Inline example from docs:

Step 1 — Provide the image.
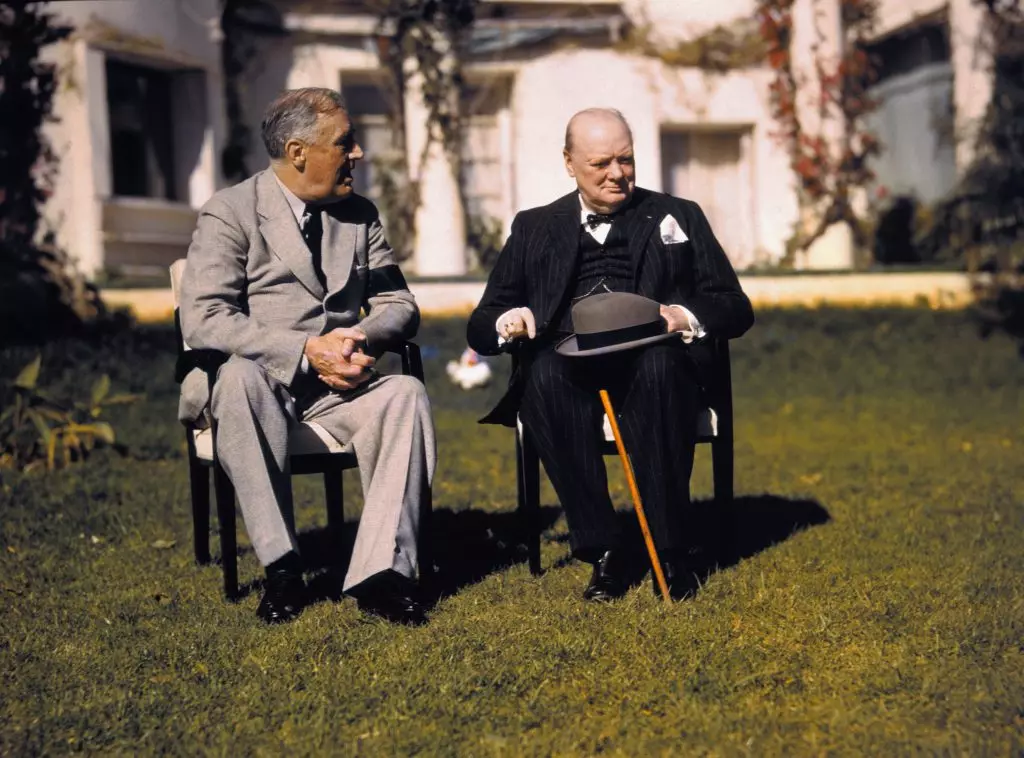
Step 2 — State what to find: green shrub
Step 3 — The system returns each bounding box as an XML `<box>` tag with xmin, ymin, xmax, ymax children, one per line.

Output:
<box><xmin>0</xmin><ymin>355</ymin><xmax>139</xmax><ymax>472</ymax></box>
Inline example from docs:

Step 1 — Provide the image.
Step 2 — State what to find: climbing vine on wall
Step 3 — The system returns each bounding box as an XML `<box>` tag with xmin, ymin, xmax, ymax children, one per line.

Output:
<box><xmin>619</xmin><ymin>17</ymin><xmax>768</xmax><ymax>73</ymax></box>
<box><xmin>756</xmin><ymin>0</ymin><xmax>881</xmax><ymax>257</ymax></box>
<box><xmin>219</xmin><ymin>0</ymin><xmax>286</xmax><ymax>184</ymax></box>
<box><xmin>357</xmin><ymin>0</ymin><xmax>477</xmax><ymax>261</ymax></box>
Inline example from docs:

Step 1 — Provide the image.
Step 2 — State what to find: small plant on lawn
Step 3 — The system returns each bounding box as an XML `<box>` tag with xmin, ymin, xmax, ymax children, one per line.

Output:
<box><xmin>0</xmin><ymin>355</ymin><xmax>139</xmax><ymax>472</ymax></box>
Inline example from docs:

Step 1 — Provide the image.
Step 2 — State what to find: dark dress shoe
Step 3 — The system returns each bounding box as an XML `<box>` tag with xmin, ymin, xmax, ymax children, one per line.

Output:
<box><xmin>348</xmin><ymin>570</ymin><xmax>426</xmax><ymax>626</ymax></box>
<box><xmin>654</xmin><ymin>557</ymin><xmax>700</xmax><ymax>601</ymax></box>
<box><xmin>583</xmin><ymin>549</ymin><xmax>630</xmax><ymax>602</ymax></box>
<box><xmin>257</xmin><ymin>569</ymin><xmax>306</xmax><ymax>624</ymax></box>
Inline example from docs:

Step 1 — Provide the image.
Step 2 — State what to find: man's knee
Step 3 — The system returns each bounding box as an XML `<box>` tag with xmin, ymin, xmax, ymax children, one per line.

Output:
<box><xmin>632</xmin><ymin>344</ymin><xmax>690</xmax><ymax>385</ymax></box>
<box><xmin>212</xmin><ymin>358</ymin><xmax>273</xmax><ymax>407</ymax></box>
<box><xmin>384</xmin><ymin>374</ymin><xmax>429</xmax><ymax>410</ymax></box>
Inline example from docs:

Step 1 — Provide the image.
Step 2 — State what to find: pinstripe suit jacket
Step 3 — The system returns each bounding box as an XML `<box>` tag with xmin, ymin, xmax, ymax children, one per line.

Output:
<box><xmin>177</xmin><ymin>169</ymin><xmax>418</xmax><ymax>424</ymax></box>
<box><xmin>466</xmin><ymin>188</ymin><xmax>753</xmax><ymax>426</ymax></box>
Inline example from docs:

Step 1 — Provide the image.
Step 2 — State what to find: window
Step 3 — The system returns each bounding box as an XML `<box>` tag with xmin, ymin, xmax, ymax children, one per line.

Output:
<box><xmin>106</xmin><ymin>59</ymin><xmax>177</xmax><ymax>200</ymax></box>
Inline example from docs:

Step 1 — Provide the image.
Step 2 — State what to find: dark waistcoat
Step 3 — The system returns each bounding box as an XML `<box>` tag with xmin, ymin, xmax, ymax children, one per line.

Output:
<box><xmin>555</xmin><ymin>222</ymin><xmax>635</xmax><ymax>333</ymax></box>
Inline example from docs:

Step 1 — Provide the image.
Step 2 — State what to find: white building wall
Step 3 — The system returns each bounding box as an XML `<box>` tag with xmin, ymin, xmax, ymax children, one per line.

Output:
<box><xmin>241</xmin><ymin>38</ymin><xmax>380</xmax><ymax>167</ymax></box>
<box><xmin>42</xmin><ymin>0</ymin><xmax>223</xmax><ymax>278</ymax></box>
<box><xmin>875</xmin><ymin>0</ymin><xmax>946</xmax><ymax>35</ymax></box>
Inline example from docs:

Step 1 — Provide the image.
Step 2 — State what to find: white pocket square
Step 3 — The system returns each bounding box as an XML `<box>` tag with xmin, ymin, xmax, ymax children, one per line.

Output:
<box><xmin>659</xmin><ymin>214</ymin><xmax>689</xmax><ymax>244</ymax></box>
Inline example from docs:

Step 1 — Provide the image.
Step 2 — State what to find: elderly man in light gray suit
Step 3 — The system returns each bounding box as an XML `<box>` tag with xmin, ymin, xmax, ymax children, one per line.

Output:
<box><xmin>179</xmin><ymin>88</ymin><xmax>435</xmax><ymax>625</ymax></box>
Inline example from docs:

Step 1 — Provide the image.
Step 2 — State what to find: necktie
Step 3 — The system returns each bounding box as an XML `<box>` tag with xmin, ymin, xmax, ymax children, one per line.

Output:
<box><xmin>301</xmin><ymin>205</ymin><xmax>327</xmax><ymax>290</ymax></box>
<box><xmin>585</xmin><ymin>212</ymin><xmax>615</xmax><ymax>229</ymax></box>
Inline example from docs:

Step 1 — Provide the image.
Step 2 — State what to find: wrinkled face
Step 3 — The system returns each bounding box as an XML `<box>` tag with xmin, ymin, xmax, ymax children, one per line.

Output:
<box><xmin>299</xmin><ymin>109</ymin><xmax>364</xmax><ymax>202</ymax></box>
<box><xmin>563</xmin><ymin>115</ymin><xmax>635</xmax><ymax>213</ymax></box>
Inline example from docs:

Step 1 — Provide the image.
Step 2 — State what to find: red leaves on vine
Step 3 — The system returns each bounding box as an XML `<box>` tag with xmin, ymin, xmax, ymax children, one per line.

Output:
<box><xmin>755</xmin><ymin>0</ymin><xmax>881</xmax><ymax>248</ymax></box>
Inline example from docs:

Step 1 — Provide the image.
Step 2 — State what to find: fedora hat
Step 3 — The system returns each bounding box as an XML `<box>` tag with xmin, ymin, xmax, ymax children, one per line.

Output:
<box><xmin>556</xmin><ymin>291</ymin><xmax>678</xmax><ymax>357</ymax></box>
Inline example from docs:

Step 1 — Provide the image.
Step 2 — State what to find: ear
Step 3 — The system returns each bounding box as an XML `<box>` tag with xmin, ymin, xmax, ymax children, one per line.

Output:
<box><xmin>284</xmin><ymin>138</ymin><xmax>306</xmax><ymax>171</ymax></box>
<box><xmin>562</xmin><ymin>149</ymin><xmax>576</xmax><ymax>178</ymax></box>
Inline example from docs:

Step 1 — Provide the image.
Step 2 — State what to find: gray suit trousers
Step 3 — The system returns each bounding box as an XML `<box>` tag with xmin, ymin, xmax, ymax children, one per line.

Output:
<box><xmin>210</xmin><ymin>356</ymin><xmax>436</xmax><ymax>592</ymax></box>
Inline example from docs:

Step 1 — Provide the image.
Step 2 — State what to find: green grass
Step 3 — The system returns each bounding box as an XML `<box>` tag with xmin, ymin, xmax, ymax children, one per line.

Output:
<box><xmin>1</xmin><ymin>308</ymin><xmax>1022</xmax><ymax>756</ymax></box>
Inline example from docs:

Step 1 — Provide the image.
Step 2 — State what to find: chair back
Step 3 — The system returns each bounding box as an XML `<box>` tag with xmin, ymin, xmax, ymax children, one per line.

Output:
<box><xmin>169</xmin><ymin>259</ymin><xmax>187</xmax><ymax>309</ymax></box>
<box><xmin>169</xmin><ymin>259</ymin><xmax>191</xmax><ymax>354</ymax></box>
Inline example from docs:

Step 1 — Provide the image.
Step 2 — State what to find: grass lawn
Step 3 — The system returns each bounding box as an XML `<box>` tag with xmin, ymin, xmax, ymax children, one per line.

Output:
<box><xmin>1</xmin><ymin>308</ymin><xmax>1021</xmax><ymax>755</ymax></box>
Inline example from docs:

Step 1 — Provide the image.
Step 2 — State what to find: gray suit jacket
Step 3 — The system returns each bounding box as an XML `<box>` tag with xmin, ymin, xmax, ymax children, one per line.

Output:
<box><xmin>178</xmin><ymin>168</ymin><xmax>419</xmax><ymax>424</ymax></box>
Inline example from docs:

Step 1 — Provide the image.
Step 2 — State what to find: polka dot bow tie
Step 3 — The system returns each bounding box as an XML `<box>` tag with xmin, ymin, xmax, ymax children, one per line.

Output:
<box><xmin>585</xmin><ymin>213</ymin><xmax>615</xmax><ymax>229</ymax></box>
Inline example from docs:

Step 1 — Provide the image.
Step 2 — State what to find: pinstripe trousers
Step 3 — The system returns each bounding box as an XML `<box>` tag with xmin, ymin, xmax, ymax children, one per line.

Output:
<box><xmin>518</xmin><ymin>341</ymin><xmax>701</xmax><ymax>561</ymax></box>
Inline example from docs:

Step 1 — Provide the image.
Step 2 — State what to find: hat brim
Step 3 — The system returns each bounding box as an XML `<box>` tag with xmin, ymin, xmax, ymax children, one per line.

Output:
<box><xmin>555</xmin><ymin>330</ymin><xmax>680</xmax><ymax>358</ymax></box>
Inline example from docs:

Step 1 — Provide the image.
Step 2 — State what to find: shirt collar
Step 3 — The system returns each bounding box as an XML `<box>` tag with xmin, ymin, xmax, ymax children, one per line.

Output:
<box><xmin>578</xmin><ymin>194</ymin><xmax>605</xmax><ymax>226</ymax></box>
<box><xmin>578</xmin><ymin>193</ymin><xmax>633</xmax><ymax>226</ymax></box>
<box><xmin>272</xmin><ymin>171</ymin><xmax>309</xmax><ymax>225</ymax></box>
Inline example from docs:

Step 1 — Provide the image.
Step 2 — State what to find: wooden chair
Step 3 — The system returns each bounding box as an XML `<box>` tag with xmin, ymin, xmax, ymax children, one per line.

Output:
<box><xmin>514</xmin><ymin>338</ymin><xmax>734</xmax><ymax>574</ymax></box>
<box><xmin>169</xmin><ymin>259</ymin><xmax>431</xmax><ymax>599</ymax></box>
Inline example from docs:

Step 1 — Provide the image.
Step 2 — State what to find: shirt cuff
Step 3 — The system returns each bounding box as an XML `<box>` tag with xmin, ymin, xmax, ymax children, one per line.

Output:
<box><xmin>300</xmin><ymin>354</ymin><xmax>310</xmax><ymax>373</ymax></box>
<box><xmin>668</xmin><ymin>304</ymin><xmax>706</xmax><ymax>344</ymax></box>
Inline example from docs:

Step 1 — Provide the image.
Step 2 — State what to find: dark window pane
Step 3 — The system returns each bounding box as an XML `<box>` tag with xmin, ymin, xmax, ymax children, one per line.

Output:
<box><xmin>866</xmin><ymin>23</ymin><xmax>950</xmax><ymax>85</ymax></box>
<box><xmin>106</xmin><ymin>59</ymin><xmax>177</xmax><ymax>200</ymax></box>
<box><xmin>341</xmin><ymin>81</ymin><xmax>392</xmax><ymax>116</ymax></box>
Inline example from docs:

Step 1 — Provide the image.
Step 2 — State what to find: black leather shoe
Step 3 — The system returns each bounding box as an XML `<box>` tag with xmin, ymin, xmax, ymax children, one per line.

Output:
<box><xmin>257</xmin><ymin>568</ymin><xmax>306</xmax><ymax>624</ymax></box>
<box><xmin>583</xmin><ymin>549</ymin><xmax>630</xmax><ymax>602</ymax></box>
<box><xmin>348</xmin><ymin>570</ymin><xmax>426</xmax><ymax>626</ymax></box>
<box><xmin>655</xmin><ymin>556</ymin><xmax>700</xmax><ymax>601</ymax></box>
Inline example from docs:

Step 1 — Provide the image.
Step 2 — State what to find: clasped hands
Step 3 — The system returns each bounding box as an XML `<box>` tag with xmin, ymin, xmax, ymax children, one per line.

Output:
<box><xmin>496</xmin><ymin>305</ymin><xmax>692</xmax><ymax>342</ymax></box>
<box><xmin>304</xmin><ymin>328</ymin><xmax>375</xmax><ymax>391</ymax></box>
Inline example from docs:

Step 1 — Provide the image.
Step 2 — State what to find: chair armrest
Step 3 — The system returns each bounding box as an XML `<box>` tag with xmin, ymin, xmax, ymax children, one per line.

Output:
<box><xmin>390</xmin><ymin>341</ymin><xmax>425</xmax><ymax>384</ymax></box>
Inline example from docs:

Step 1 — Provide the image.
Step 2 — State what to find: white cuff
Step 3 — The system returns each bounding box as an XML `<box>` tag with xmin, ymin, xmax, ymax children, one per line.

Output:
<box><xmin>300</xmin><ymin>354</ymin><xmax>310</xmax><ymax>373</ymax></box>
<box><xmin>668</xmin><ymin>304</ymin><xmax>706</xmax><ymax>344</ymax></box>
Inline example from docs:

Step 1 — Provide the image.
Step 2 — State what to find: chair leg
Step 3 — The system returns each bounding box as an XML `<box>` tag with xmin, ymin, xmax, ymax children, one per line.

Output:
<box><xmin>213</xmin><ymin>461</ymin><xmax>239</xmax><ymax>600</ymax></box>
<box><xmin>711</xmin><ymin>435</ymin><xmax>735</xmax><ymax>564</ymax></box>
<box><xmin>324</xmin><ymin>466</ymin><xmax>344</xmax><ymax>540</ymax></box>
<box><xmin>517</xmin><ymin>428</ymin><xmax>542</xmax><ymax>576</ymax></box>
<box><xmin>188</xmin><ymin>459</ymin><xmax>212</xmax><ymax>565</ymax></box>
<box><xmin>417</xmin><ymin>482</ymin><xmax>433</xmax><ymax>591</ymax></box>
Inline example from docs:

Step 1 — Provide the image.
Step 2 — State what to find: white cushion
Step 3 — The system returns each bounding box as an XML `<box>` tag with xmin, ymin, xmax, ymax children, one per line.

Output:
<box><xmin>516</xmin><ymin>407</ymin><xmax>718</xmax><ymax>444</ymax></box>
<box><xmin>192</xmin><ymin>420</ymin><xmax>348</xmax><ymax>462</ymax></box>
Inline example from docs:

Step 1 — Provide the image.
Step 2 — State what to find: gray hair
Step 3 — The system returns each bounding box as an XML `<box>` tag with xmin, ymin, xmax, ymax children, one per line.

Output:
<box><xmin>261</xmin><ymin>88</ymin><xmax>346</xmax><ymax>159</ymax></box>
<box><xmin>564</xmin><ymin>108</ymin><xmax>633</xmax><ymax>153</ymax></box>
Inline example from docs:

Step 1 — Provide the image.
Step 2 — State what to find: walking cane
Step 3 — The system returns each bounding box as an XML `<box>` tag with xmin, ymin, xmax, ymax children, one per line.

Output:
<box><xmin>599</xmin><ymin>390</ymin><xmax>671</xmax><ymax>602</ymax></box>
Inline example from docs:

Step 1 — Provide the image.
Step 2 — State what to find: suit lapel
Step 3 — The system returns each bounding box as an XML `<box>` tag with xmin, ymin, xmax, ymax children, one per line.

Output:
<box><xmin>539</xmin><ymin>192</ymin><xmax>581</xmax><ymax>325</ymax></box>
<box><xmin>626</xmin><ymin>189</ymin><xmax>661</xmax><ymax>287</ymax></box>
<box><xmin>256</xmin><ymin>170</ymin><xmax>327</xmax><ymax>300</ymax></box>
<box><xmin>322</xmin><ymin>207</ymin><xmax>356</xmax><ymax>294</ymax></box>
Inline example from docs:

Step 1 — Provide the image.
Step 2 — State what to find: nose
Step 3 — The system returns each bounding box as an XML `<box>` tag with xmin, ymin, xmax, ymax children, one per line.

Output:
<box><xmin>607</xmin><ymin>160</ymin><xmax>624</xmax><ymax>180</ymax></box>
<box><xmin>350</xmin><ymin>142</ymin><xmax>364</xmax><ymax>161</ymax></box>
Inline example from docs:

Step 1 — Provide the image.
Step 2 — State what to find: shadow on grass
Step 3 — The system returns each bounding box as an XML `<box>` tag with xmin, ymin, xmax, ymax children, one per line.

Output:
<box><xmin>225</xmin><ymin>495</ymin><xmax>828</xmax><ymax>607</ymax></box>
<box><xmin>227</xmin><ymin>505</ymin><xmax>564</xmax><ymax>608</ymax></box>
<box><xmin>543</xmin><ymin>494</ymin><xmax>831</xmax><ymax>591</ymax></box>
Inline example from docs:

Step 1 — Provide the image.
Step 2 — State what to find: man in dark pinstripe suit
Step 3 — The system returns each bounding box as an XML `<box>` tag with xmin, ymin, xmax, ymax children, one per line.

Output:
<box><xmin>467</xmin><ymin>108</ymin><xmax>754</xmax><ymax>601</ymax></box>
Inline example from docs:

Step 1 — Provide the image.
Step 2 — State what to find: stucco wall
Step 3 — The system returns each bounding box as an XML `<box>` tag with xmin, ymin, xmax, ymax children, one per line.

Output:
<box><xmin>42</xmin><ymin>0</ymin><xmax>224</xmax><ymax>277</ymax></box>
<box><xmin>874</xmin><ymin>0</ymin><xmax>946</xmax><ymax>36</ymax></box>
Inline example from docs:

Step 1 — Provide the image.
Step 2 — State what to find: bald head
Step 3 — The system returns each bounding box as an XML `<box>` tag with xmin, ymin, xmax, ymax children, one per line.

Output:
<box><xmin>562</xmin><ymin>108</ymin><xmax>636</xmax><ymax>214</ymax></box>
<box><xmin>564</xmin><ymin>108</ymin><xmax>633</xmax><ymax>155</ymax></box>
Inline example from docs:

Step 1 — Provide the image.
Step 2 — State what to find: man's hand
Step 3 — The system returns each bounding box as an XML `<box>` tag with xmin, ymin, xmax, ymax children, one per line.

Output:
<box><xmin>304</xmin><ymin>327</ymin><xmax>376</xmax><ymax>391</ymax></box>
<box><xmin>496</xmin><ymin>307</ymin><xmax>537</xmax><ymax>342</ymax></box>
<box><xmin>660</xmin><ymin>305</ymin><xmax>690</xmax><ymax>334</ymax></box>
